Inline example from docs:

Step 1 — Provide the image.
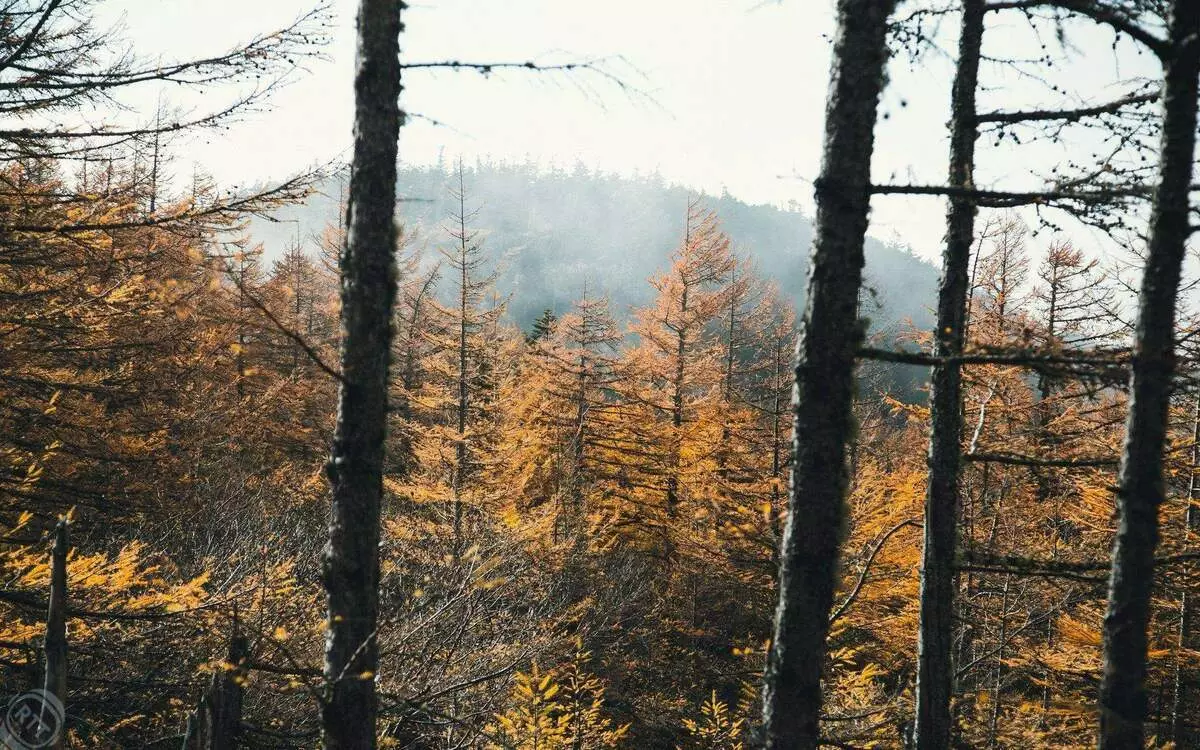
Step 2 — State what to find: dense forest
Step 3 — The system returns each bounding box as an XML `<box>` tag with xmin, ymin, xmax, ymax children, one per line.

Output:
<box><xmin>257</xmin><ymin>163</ymin><xmax>939</xmax><ymax>401</ymax></box>
<box><xmin>2</xmin><ymin>0</ymin><xmax>1200</xmax><ymax>749</ymax></box>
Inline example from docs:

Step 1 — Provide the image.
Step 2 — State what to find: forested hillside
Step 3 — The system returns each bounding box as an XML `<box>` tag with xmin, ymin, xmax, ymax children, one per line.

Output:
<box><xmin>0</xmin><ymin>156</ymin><xmax>1159</xmax><ymax>747</ymax></box>
<box><xmin>259</xmin><ymin>163</ymin><xmax>939</xmax><ymax>335</ymax></box>
<box><xmin>5</xmin><ymin>1</ymin><xmax>1200</xmax><ymax>749</ymax></box>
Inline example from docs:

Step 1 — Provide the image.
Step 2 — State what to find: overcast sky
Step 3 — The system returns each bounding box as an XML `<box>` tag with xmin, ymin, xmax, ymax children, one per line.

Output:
<box><xmin>102</xmin><ymin>0</ymin><xmax>1160</xmax><ymax>263</ymax></box>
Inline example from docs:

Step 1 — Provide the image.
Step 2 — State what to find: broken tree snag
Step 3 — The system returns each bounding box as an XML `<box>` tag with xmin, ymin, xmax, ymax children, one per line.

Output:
<box><xmin>760</xmin><ymin>0</ymin><xmax>897</xmax><ymax>748</ymax></box>
<box><xmin>914</xmin><ymin>1</ymin><xmax>985</xmax><ymax>748</ymax></box>
<box><xmin>321</xmin><ymin>0</ymin><xmax>404</xmax><ymax>748</ymax></box>
<box><xmin>1100</xmin><ymin>1</ymin><xmax>1200</xmax><ymax>747</ymax></box>
<box><xmin>182</xmin><ymin>629</ymin><xmax>250</xmax><ymax>750</ymax></box>
<box><xmin>44</xmin><ymin>519</ymin><xmax>67</xmax><ymax>750</ymax></box>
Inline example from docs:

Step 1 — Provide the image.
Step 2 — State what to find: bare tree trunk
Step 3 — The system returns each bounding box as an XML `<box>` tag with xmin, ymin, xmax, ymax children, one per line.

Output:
<box><xmin>453</xmin><ymin>164</ymin><xmax>469</xmax><ymax>559</ymax></box>
<box><xmin>321</xmin><ymin>1</ymin><xmax>404</xmax><ymax>747</ymax></box>
<box><xmin>914</xmin><ymin>2</ymin><xmax>985</xmax><ymax>747</ymax></box>
<box><xmin>760</xmin><ymin>1</ymin><xmax>896</xmax><ymax>746</ymax></box>
<box><xmin>1170</xmin><ymin>393</ymin><xmax>1200</xmax><ymax>747</ymax></box>
<box><xmin>667</xmin><ymin>284</ymin><xmax>688</xmax><ymax>519</ymax></box>
<box><xmin>1100</xmin><ymin>3</ymin><xmax>1200</xmax><ymax>746</ymax></box>
<box><xmin>987</xmin><ymin>575</ymin><xmax>1010</xmax><ymax>749</ymax></box>
<box><xmin>182</xmin><ymin>629</ymin><xmax>249</xmax><ymax>750</ymax></box>
<box><xmin>43</xmin><ymin>519</ymin><xmax>67</xmax><ymax>750</ymax></box>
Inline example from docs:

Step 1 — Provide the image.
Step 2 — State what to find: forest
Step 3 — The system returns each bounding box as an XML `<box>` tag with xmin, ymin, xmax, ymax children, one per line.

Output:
<box><xmin>258</xmin><ymin>162</ymin><xmax>940</xmax><ymax>338</ymax></box>
<box><xmin>1</xmin><ymin>0</ymin><xmax>1200</xmax><ymax>749</ymax></box>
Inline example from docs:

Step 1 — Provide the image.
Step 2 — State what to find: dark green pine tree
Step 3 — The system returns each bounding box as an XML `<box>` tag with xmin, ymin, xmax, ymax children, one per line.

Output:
<box><xmin>527</xmin><ymin>308</ymin><xmax>558</xmax><ymax>343</ymax></box>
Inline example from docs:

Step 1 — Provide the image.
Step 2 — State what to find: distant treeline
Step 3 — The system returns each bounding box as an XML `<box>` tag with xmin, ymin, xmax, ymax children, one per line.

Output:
<box><xmin>257</xmin><ymin>161</ymin><xmax>940</xmax><ymax>398</ymax></box>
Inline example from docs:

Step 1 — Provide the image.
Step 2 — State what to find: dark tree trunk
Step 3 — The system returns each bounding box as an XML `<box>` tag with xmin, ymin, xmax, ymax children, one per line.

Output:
<box><xmin>1100</xmin><ymin>2</ymin><xmax>1200</xmax><ymax>746</ymax></box>
<box><xmin>1170</xmin><ymin>393</ymin><xmax>1200</xmax><ymax>747</ymax></box>
<box><xmin>666</xmin><ymin>285</ymin><xmax>688</xmax><ymax>519</ymax></box>
<box><xmin>321</xmin><ymin>1</ymin><xmax>404</xmax><ymax>747</ymax></box>
<box><xmin>760</xmin><ymin>0</ymin><xmax>896</xmax><ymax>747</ymax></box>
<box><xmin>44</xmin><ymin>519</ymin><xmax>67</xmax><ymax>750</ymax></box>
<box><xmin>914</xmin><ymin>2</ymin><xmax>985</xmax><ymax>747</ymax></box>
<box><xmin>454</xmin><ymin>165</ymin><xmax>469</xmax><ymax>558</ymax></box>
<box><xmin>182</xmin><ymin>630</ymin><xmax>249</xmax><ymax>750</ymax></box>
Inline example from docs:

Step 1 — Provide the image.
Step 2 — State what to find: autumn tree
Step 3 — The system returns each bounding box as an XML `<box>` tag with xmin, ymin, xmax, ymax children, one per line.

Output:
<box><xmin>502</xmin><ymin>291</ymin><xmax>623</xmax><ymax>548</ymax></box>
<box><xmin>623</xmin><ymin>199</ymin><xmax>734</xmax><ymax>547</ymax></box>
<box><xmin>402</xmin><ymin>165</ymin><xmax>508</xmax><ymax>557</ymax></box>
<box><xmin>321</xmin><ymin>0</ymin><xmax>404</xmax><ymax>746</ymax></box>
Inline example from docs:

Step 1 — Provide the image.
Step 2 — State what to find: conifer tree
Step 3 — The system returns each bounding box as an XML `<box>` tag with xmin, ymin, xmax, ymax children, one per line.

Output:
<box><xmin>1100</xmin><ymin>1</ymin><xmax>1200</xmax><ymax>744</ymax></box>
<box><xmin>528</xmin><ymin>308</ymin><xmax>559</xmax><ymax>344</ymax></box>
<box><xmin>404</xmin><ymin>164</ymin><xmax>506</xmax><ymax>556</ymax></box>
<box><xmin>321</xmin><ymin>0</ymin><xmax>403</xmax><ymax>745</ymax></box>
<box><xmin>762</xmin><ymin>1</ymin><xmax>898</xmax><ymax>746</ymax></box>
<box><xmin>625</xmin><ymin>199</ymin><xmax>733</xmax><ymax>539</ymax></box>
<box><xmin>504</xmin><ymin>292</ymin><xmax>623</xmax><ymax>546</ymax></box>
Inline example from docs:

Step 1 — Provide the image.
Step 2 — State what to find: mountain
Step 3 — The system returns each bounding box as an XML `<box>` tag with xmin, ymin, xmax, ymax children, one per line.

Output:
<box><xmin>257</xmin><ymin>162</ymin><xmax>940</xmax><ymax>330</ymax></box>
<box><xmin>253</xmin><ymin>161</ymin><xmax>939</xmax><ymax>391</ymax></box>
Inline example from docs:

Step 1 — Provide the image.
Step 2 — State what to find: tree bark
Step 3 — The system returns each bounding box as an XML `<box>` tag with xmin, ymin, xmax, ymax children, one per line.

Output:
<box><xmin>914</xmin><ymin>2</ymin><xmax>985</xmax><ymax>747</ymax></box>
<box><xmin>1170</xmin><ymin>393</ymin><xmax>1200</xmax><ymax>747</ymax></box>
<box><xmin>321</xmin><ymin>1</ymin><xmax>403</xmax><ymax>747</ymax></box>
<box><xmin>182</xmin><ymin>629</ymin><xmax>249</xmax><ymax>750</ymax></box>
<box><xmin>760</xmin><ymin>0</ymin><xmax>896</xmax><ymax>746</ymax></box>
<box><xmin>1100</xmin><ymin>2</ymin><xmax>1200</xmax><ymax>746</ymax></box>
<box><xmin>43</xmin><ymin>519</ymin><xmax>67</xmax><ymax>750</ymax></box>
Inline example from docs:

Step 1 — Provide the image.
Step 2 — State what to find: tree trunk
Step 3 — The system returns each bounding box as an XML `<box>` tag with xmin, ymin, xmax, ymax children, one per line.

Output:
<box><xmin>1100</xmin><ymin>2</ymin><xmax>1200</xmax><ymax>746</ymax></box>
<box><xmin>454</xmin><ymin>165</ymin><xmax>469</xmax><ymax>559</ymax></box>
<box><xmin>760</xmin><ymin>0</ymin><xmax>896</xmax><ymax>746</ymax></box>
<box><xmin>43</xmin><ymin>519</ymin><xmax>67</xmax><ymax>750</ymax></box>
<box><xmin>987</xmin><ymin>574</ymin><xmax>1010</xmax><ymax>749</ymax></box>
<box><xmin>1170</xmin><ymin>393</ymin><xmax>1200</xmax><ymax>747</ymax></box>
<box><xmin>321</xmin><ymin>1</ymin><xmax>403</xmax><ymax>747</ymax></box>
<box><xmin>182</xmin><ymin>629</ymin><xmax>249</xmax><ymax>750</ymax></box>
<box><xmin>667</xmin><ymin>285</ymin><xmax>688</xmax><ymax>519</ymax></box>
<box><xmin>914</xmin><ymin>1</ymin><xmax>984</xmax><ymax>747</ymax></box>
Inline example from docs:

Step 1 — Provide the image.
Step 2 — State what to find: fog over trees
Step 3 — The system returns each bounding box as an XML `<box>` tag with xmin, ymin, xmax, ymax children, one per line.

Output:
<box><xmin>4</xmin><ymin>1</ymin><xmax>1200</xmax><ymax>749</ymax></box>
<box><xmin>259</xmin><ymin>162</ymin><xmax>940</xmax><ymax>333</ymax></box>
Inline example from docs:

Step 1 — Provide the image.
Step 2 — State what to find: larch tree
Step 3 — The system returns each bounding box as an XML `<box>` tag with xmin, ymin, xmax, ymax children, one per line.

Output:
<box><xmin>706</xmin><ymin>265</ymin><xmax>788</xmax><ymax>589</ymax></box>
<box><xmin>871</xmin><ymin>3</ymin><xmax>1166</xmax><ymax>745</ymax></box>
<box><xmin>409</xmin><ymin>165</ymin><xmax>506</xmax><ymax>557</ymax></box>
<box><xmin>752</xmin><ymin>292</ymin><xmax>798</xmax><ymax>559</ymax></box>
<box><xmin>760</xmin><ymin>0</ymin><xmax>898</xmax><ymax>746</ymax></box>
<box><xmin>508</xmin><ymin>291</ymin><xmax>623</xmax><ymax>546</ymax></box>
<box><xmin>266</xmin><ymin>241</ymin><xmax>330</xmax><ymax>379</ymax></box>
<box><xmin>321</xmin><ymin>0</ymin><xmax>404</xmax><ymax>747</ymax></box>
<box><xmin>1100</xmin><ymin>0</ymin><xmax>1200</xmax><ymax>744</ymax></box>
<box><xmin>219</xmin><ymin>240</ymin><xmax>267</xmax><ymax>398</ymax></box>
<box><xmin>637</xmin><ymin>200</ymin><xmax>733</xmax><ymax>519</ymax></box>
<box><xmin>1170</xmin><ymin>390</ymin><xmax>1200</xmax><ymax>746</ymax></box>
<box><xmin>912</xmin><ymin>3</ymin><xmax>986</xmax><ymax>746</ymax></box>
<box><xmin>390</xmin><ymin>234</ymin><xmax>441</xmax><ymax>479</ymax></box>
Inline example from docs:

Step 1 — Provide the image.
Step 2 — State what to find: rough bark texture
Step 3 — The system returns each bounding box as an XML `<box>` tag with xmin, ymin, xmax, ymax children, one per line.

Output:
<box><xmin>182</xmin><ymin>631</ymin><xmax>249</xmax><ymax>750</ymax></box>
<box><xmin>44</xmin><ymin>519</ymin><xmax>67</xmax><ymax>750</ymax></box>
<box><xmin>321</xmin><ymin>1</ymin><xmax>403</xmax><ymax>747</ymax></box>
<box><xmin>913</xmin><ymin>2</ymin><xmax>985</xmax><ymax>748</ymax></box>
<box><xmin>760</xmin><ymin>0</ymin><xmax>895</xmax><ymax>747</ymax></box>
<box><xmin>1170</xmin><ymin>394</ymin><xmax>1200</xmax><ymax>748</ymax></box>
<box><xmin>1100</xmin><ymin>3</ymin><xmax>1200</xmax><ymax>746</ymax></box>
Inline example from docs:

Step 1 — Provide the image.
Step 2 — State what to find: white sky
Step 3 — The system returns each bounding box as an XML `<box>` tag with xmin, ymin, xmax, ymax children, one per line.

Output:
<box><xmin>101</xmin><ymin>0</ymin><xmax>1162</xmax><ymax>263</ymax></box>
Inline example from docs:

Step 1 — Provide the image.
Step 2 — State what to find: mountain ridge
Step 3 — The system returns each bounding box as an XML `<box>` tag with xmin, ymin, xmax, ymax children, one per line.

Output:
<box><xmin>253</xmin><ymin>162</ymin><xmax>940</xmax><ymax>337</ymax></box>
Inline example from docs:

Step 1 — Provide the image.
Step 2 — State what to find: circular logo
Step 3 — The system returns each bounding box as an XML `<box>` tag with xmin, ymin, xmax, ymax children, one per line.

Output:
<box><xmin>2</xmin><ymin>690</ymin><xmax>64</xmax><ymax>750</ymax></box>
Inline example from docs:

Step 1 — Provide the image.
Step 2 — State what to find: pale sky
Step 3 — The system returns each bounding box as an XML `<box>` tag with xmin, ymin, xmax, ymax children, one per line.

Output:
<box><xmin>99</xmin><ymin>0</ymin><xmax>1161</xmax><ymax>263</ymax></box>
